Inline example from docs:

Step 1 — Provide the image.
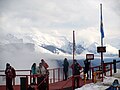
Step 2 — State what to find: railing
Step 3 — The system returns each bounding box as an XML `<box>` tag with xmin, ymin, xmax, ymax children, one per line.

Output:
<box><xmin>92</xmin><ymin>60</ymin><xmax>120</xmax><ymax>83</ymax></box>
<box><xmin>0</xmin><ymin>59</ymin><xmax>120</xmax><ymax>90</ymax></box>
<box><xmin>0</xmin><ymin>70</ymin><xmax>31</xmax><ymax>86</ymax></box>
<box><xmin>0</xmin><ymin>68</ymin><xmax>64</xmax><ymax>86</ymax></box>
<box><xmin>48</xmin><ymin>68</ymin><xmax>64</xmax><ymax>83</ymax></box>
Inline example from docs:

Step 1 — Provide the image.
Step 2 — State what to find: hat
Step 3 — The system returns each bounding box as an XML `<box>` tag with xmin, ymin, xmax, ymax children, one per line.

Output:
<box><xmin>64</xmin><ymin>58</ymin><xmax>67</xmax><ymax>60</ymax></box>
<box><xmin>41</xmin><ymin>59</ymin><xmax>44</xmax><ymax>62</ymax></box>
<box><xmin>6</xmin><ymin>63</ymin><xmax>10</xmax><ymax>66</ymax></box>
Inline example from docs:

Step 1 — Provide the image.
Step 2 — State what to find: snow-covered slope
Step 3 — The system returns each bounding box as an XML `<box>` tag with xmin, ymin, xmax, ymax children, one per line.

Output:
<box><xmin>0</xmin><ymin>31</ymin><xmax>119</xmax><ymax>56</ymax></box>
<box><xmin>0</xmin><ymin>30</ymin><xmax>119</xmax><ymax>70</ymax></box>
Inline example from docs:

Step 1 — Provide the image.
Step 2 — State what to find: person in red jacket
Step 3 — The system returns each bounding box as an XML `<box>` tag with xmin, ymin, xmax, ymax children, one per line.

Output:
<box><xmin>71</xmin><ymin>60</ymin><xmax>82</xmax><ymax>89</ymax></box>
<box><xmin>5</xmin><ymin>63</ymin><xmax>16</xmax><ymax>90</ymax></box>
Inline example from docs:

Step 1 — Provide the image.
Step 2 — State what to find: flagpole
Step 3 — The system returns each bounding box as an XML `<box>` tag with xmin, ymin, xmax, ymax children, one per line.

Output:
<box><xmin>100</xmin><ymin>3</ymin><xmax>104</xmax><ymax>81</ymax></box>
<box><xmin>73</xmin><ymin>30</ymin><xmax>75</xmax><ymax>61</ymax></box>
<box><xmin>100</xmin><ymin>4</ymin><xmax>103</xmax><ymax>47</ymax></box>
<box><xmin>72</xmin><ymin>30</ymin><xmax>75</xmax><ymax>90</ymax></box>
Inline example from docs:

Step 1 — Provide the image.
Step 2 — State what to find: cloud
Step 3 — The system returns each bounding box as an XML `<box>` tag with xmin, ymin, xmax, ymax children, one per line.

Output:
<box><xmin>0</xmin><ymin>0</ymin><xmax>119</xmax><ymax>41</ymax></box>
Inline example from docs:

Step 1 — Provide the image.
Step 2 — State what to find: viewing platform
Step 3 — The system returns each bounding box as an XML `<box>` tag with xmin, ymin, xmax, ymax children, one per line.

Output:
<box><xmin>0</xmin><ymin>60</ymin><xmax>120</xmax><ymax>90</ymax></box>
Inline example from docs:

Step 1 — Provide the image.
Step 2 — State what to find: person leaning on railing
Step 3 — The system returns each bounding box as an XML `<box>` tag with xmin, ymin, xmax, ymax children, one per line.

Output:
<box><xmin>41</xmin><ymin>59</ymin><xmax>49</xmax><ymax>74</ymax></box>
<box><xmin>36</xmin><ymin>63</ymin><xmax>47</xmax><ymax>90</ymax></box>
<box><xmin>31</xmin><ymin>63</ymin><xmax>37</xmax><ymax>84</ymax></box>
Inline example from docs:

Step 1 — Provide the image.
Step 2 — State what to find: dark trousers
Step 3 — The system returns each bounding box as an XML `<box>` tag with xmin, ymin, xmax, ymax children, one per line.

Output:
<box><xmin>84</xmin><ymin>68</ymin><xmax>89</xmax><ymax>80</ymax></box>
<box><xmin>6</xmin><ymin>77</ymin><xmax>13</xmax><ymax>90</ymax></box>
<box><xmin>85</xmin><ymin>71</ymin><xmax>89</xmax><ymax>80</ymax></box>
<box><xmin>37</xmin><ymin>76</ymin><xmax>46</xmax><ymax>90</ymax></box>
<box><xmin>73</xmin><ymin>76</ymin><xmax>79</xmax><ymax>89</ymax></box>
<box><xmin>33</xmin><ymin>76</ymin><xmax>36</xmax><ymax>84</ymax></box>
<box><xmin>64</xmin><ymin>71</ymin><xmax>68</xmax><ymax>80</ymax></box>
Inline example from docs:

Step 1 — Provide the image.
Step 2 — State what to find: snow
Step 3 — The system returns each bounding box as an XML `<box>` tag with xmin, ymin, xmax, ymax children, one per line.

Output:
<box><xmin>106</xmin><ymin>44</ymin><xmax>118</xmax><ymax>55</ymax></box>
<box><xmin>75</xmin><ymin>83</ymin><xmax>108</xmax><ymax>90</ymax></box>
<box><xmin>75</xmin><ymin>69</ymin><xmax>120</xmax><ymax>90</ymax></box>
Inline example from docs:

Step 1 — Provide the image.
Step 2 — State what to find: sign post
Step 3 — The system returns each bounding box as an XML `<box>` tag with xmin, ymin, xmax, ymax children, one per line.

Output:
<box><xmin>97</xmin><ymin>46</ymin><xmax>106</xmax><ymax>81</ymax></box>
<box><xmin>86</xmin><ymin>54</ymin><xmax>94</xmax><ymax>60</ymax></box>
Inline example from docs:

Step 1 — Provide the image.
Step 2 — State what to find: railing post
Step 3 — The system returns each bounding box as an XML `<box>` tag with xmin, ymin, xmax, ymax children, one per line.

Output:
<box><xmin>62</xmin><ymin>68</ymin><xmax>64</xmax><ymax>81</ymax></box>
<box><xmin>30</xmin><ymin>70</ymin><xmax>31</xmax><ymax>84</ymax></box>
<box><xmin>84</xmin><ymin>74</ymin><xmax>86</xmax><ymax>84</ymax></box>
<box><xmin>26</xmin><ymin>75</ymin><xmax>28</xmax><ymax>90</ymax></box>
<box><xmin>72</xmin><ymin>76</ymin><xmax>74</xmax><ymax>90</ymax></box>
<box><xmin>53</xmin><ymin>69</ymin><xmax>55</xmax><ymax>83</ymax></box>
<box><xmin>98</xmin><ymin>66</ymin><xmax>101</xmax><ymax>79</ymax></box>
<box><xmin>47</xmin><ymin>75</ymin><xmax>49</xmax><ymax>90</ymax></box>
<box><xmin>104</xmin><ymin>63</ymin><xmax>106</xmax><ymax>76</ymax></box>
<box><xmin>58</xmin><ymin>68</ymin><xmax>60</xmax><ymax>81</ymax></box>
<box><xmin>93</xmin><ymin>72</ymin><xmax>96</xmax><ymax>83</ymax></box>
<box><xmin>113</xmin><ymin>59</ymin><xmax>117</xmax><ymax>73</ymax></box>
<box><xmin>101</xmin><ymin>61</ymin><xmax>104</xmax><ymax>82</ymax></box>
<box><xmin>92</xmin><ymin>68</ymin><xmax>94</xmax><ymax>82</ymax></box>
<box><xmin>13</xmin><ymin>78</ymin><xmax>15</xmax><ymax>86</ymax></box>
<box><xmin>110</xmin><ymin>64</ymin><xmax>112</xmax><ymax>76</ymax></box>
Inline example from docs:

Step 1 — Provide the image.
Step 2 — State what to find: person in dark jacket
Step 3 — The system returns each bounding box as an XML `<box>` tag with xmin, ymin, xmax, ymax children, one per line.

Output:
<box><xmin>5</xmin><ymin>63</ymin><xmax>16</xmax><ymax>90</ymax></box>
<box><xmin>84</xmin><ymin>59</ymin><xmax>90</xmax><ymax>80</ymax></box>
<box><xmin>106</xmin><ymin>79</ymin><xmax>120</xmax><ymax>90</ymax></box>
<box><xmin>63</xmin><ymin>58</ymin><xmax>69</xmax><ymax>80</ymax></box>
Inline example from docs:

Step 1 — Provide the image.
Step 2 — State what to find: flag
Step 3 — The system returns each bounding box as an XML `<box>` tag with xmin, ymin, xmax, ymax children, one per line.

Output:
<box><xmin>100</xmin><ymin>4</ymin><xmax>104</xmax><ymax>38</ymax></box>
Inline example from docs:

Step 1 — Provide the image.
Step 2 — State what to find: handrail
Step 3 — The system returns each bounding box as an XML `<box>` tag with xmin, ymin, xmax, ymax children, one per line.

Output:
<box><xmin>0</xmin><ymin>60</ymin><xmax>120</xmax><ymax>86</ymax></box>
<box><xmin>104</xmin><ymin>60</ymin><xmax>120</xmax><ymax>64</ymax></box>
<box><xmin>116</xmin><ymin>60</ymin><xmax>120</xmax><ymax>63</ymax></box>
<box><xmin>0</xmin><ymin>68</ymin><xmax>63</xmax><ymax>86</ymax></box>
<box><xmin>0</xmin><ymin>69</ymin><xmax>31</xmax><ymax>72</ymax></box>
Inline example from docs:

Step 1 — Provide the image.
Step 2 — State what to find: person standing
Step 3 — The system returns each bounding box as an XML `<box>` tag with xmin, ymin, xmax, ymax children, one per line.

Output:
<box><xmin>41</xmin><ymin>59</ymin><xmax>49</xmax><ymax>74</ymax></box>
<box><xmin>36</xmin><ymin>63</ymin><xmax>47</xmax><ymax>90</ymax></box>
<box><xmin>63</xmin><ymin>58</ymin><xmax>69</xmax><ymax>80</ymax></box>
<box><xmin>5</xmin><ymin>63</ymin><xmax>16</xmax><ymax>90</ymax></box>
<box><xmin>31</xmin><ymin>63</ymin><xmax>37</xmax><ymax>84</ymax></box>
<box><xmin>41</xmin><ymin>59</ymin><xmax>49</xmax><ymax>69</ymax></box>
<box><xmin>84</xmin><ymin>59</ymin><xmax>90</xmax><ymax>80</ymax></box>
<box><xmin>71</xmin><ymin>60</ymin><xmax>82</xmax><ymax>89</ymax></box>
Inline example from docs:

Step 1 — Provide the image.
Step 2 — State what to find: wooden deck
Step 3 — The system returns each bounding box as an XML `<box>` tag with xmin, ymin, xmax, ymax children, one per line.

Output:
<box><xmin>0</xmin><ymin>78</ymin><xmax>92</xmax><ymax>90</ymax></box>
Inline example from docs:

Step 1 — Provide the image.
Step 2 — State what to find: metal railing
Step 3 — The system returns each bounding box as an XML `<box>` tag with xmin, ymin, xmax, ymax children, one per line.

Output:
<box><xmin>0</xmin><ymin>59</ymin><xmax>120</xmax><ymax>90</ymax></box>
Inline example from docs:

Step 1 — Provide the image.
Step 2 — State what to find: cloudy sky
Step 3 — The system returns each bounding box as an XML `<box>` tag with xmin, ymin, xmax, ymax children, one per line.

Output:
<box><xmin>0</xmin><ymin>0</ymin><xmax>120</xmax><ymax>42</ymax></box>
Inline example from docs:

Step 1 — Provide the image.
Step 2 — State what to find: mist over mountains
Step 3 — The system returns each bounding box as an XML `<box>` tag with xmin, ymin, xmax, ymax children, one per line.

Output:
<box><xmin>0</xmin><ymin>29</ymin><xmax>119</xmax><ymax>70</ymax></box>
<box><xmin>0</xmin><ymin>30</ymin><xmax>119</xmax><ymax>56</ymax></box>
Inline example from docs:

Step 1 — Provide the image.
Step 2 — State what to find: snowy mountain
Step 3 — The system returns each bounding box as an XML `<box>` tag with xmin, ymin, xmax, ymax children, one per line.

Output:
<box><xmin>0</xmin><ymin>30</ymin><xmax>119</xmax><ymax>70</ymax></box>
<box><xmin>0</xmin><ymin>32</ymin><xmax>119</xmax><ymax>56</ymax></box>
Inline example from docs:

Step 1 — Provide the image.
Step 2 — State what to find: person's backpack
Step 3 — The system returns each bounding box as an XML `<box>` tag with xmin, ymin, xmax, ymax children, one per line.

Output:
<box><xmin>74</xmin><ymin>63</ymin><xmax>80</xmax><ymax>75</ymax></box>
<box><xmin>43</xmin><ymin>63</ymin><xmax>49</xmax><ymax>69</ymax></box>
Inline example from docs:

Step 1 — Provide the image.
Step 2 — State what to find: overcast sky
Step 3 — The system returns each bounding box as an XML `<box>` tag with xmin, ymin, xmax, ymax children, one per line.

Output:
<box><xmin>0</xmin><ymin>0</ymin><xmax>120</xmax><ymax>40</ymax></box>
